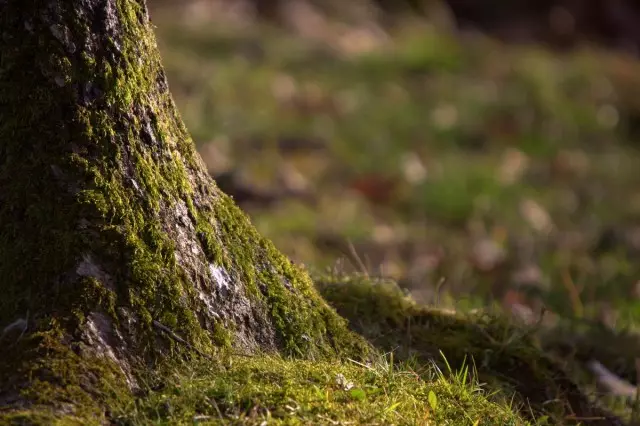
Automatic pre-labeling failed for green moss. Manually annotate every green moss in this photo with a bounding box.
[212,322,233,349]
[315,274,620,424]
[0,324,133,425]
[193,194,370,358]
[114,352,527,425]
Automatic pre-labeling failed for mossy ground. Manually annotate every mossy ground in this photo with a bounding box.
[0,327,134,425]
[2,275,610,425]
[108,276,613,425]
[317,274,621,424]
[113,352,526,425]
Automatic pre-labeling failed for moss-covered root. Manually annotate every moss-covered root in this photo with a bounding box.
[316,274,625,425]
[0,328,132,425]
[0,0,367,421]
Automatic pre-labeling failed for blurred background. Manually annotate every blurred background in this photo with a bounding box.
[148,0,640,333]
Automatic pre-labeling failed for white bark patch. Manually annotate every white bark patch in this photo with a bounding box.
[169,200,230,323]
[76,253,114,291]
[48,23,75,54]
[196,291,222,322]
[209,263,231,290]
[85,312,137,390]
[172,200,205,269]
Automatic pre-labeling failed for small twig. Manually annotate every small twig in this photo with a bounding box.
[152,320,255,361]
[0,311,29,345]
[561,270,583,318]
[346,239,369,278]
[152,320,213,361]
[207,396,224,419]
[434,277,446,306]
[317,414,353,425]
[564,416,605,422]
[587,359,637,399]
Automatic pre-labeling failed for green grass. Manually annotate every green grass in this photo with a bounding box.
[111,273,619,425]
[113,352,527,425]
[165,16,639,315]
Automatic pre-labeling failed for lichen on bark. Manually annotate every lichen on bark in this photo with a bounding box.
[0,0,368,421]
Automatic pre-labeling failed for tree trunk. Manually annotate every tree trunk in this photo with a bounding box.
[0,0,367,421]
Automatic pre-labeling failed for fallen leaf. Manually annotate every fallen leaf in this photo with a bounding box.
[520,199,553,234]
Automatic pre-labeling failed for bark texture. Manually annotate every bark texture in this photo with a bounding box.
[0,0,367,421]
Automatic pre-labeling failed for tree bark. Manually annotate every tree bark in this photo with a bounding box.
[0,0,367,421]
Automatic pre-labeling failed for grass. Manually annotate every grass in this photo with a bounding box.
[111,273,619,425]
[113,352,527,425]
[150,10,640,315]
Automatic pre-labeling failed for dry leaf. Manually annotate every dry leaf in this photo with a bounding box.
[520,199,553,234]
[470,238,506,271]
[401,152,428,184]
[498,148,529,185]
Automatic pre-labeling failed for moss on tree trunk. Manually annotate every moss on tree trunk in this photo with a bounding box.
[0,0,368,422]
